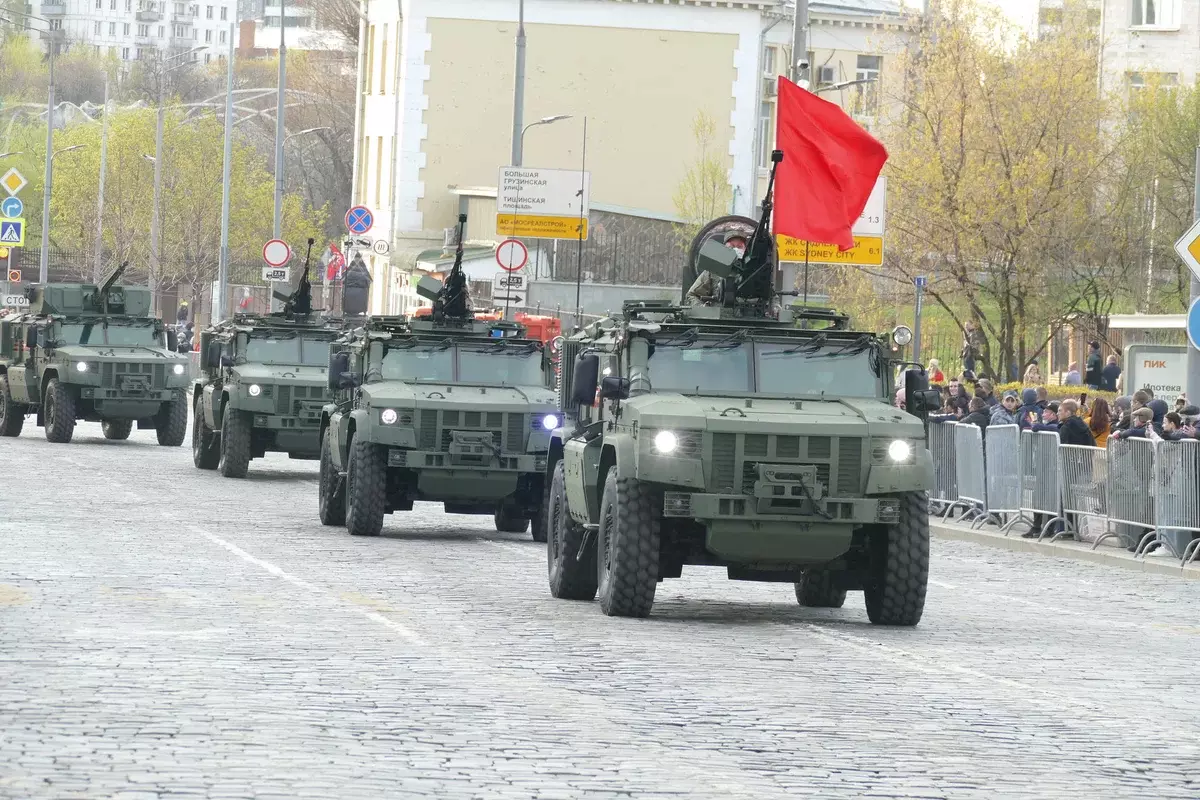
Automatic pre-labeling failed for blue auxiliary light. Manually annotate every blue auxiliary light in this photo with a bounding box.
[489,328,505,338]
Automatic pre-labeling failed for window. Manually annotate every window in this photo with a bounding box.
[138,23,148,35]
[94,20,101,34]
[1133,0,1180,28]
[123,22,130,34]
[95,0,101,7]
[204,28,211,42]
[1128,71,1178,94]
[206,4,212,18]
[375,135,383,208]
[379,23,388,93]
[853,54,882,117]
[122,46,130,59]
[1039,6,1063,26]
[763,45,776,77]
[757,101,772,168]
[220,6,226,20]
[108,21,116,34]
[174,24,185,36]
[203,53,211,63]
[817,65,836,89]
[158,25,165,36]
[366,24,375,94]
[110,0,116,8]
[126,0,132,9]
[219,28,226,43]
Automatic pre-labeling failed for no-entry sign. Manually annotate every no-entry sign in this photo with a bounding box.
[263,239,292,268]
[496,238,528,272]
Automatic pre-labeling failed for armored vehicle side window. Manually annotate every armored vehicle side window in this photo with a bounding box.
[381,347,454,382]
[650,345,751,393]
[459,349,542,386]
[299,337,332,366]
[757,345,880,397]
[57,322,161,347]
[245,336,302,365]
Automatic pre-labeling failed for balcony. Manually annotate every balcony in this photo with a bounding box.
[136,9,161,21]
[42,2,66,14]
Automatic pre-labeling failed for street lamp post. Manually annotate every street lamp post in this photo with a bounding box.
[511,0,526,167]
[39,32,56,283]
[272,0,288,311]
[519,115,572,159]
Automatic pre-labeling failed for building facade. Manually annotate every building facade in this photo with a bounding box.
[1099,0,1200,94]
[35,0,237,63]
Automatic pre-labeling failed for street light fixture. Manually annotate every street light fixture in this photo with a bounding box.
[519,115,572,165]
[52,145,85,159]
[284,126,331,144]
[0,152,24,159]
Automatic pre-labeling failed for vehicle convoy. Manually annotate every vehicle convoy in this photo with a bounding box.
[0,263,191,444]
[318,214,559,540]
[192,256,346,477]
[545,151,940,623]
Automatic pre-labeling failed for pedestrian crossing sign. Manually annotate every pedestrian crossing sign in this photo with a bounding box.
[0,218,23,247]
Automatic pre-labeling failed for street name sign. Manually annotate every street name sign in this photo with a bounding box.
[1173,217,1200,284]
[496,167,590,241]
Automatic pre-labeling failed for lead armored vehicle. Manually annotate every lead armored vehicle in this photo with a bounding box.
[318,214,558,539]
[0,264,190,444]
[193,260,346,477]
[545,152,940,624]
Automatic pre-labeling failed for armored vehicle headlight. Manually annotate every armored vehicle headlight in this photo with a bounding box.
[541,413,559,431]
[173,364,185,375]
[75,361,89,373]
[653,430,678,454]
[892,325,913,346]
[888,439,913,462]
[381,408,399,425]
[248,384,262,397]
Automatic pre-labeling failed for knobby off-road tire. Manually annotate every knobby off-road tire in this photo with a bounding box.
[345,436,386,537]
[547,461,597,601]
[494,504,530,535]
[101,419,133,441]
[43,378,76,444]
[863,492,930,626]
[596,470,661,618]
[156,390,188,447]
[0,375,25,437]
[795,570,847,608]
[192,396,219,469]
[318,429,347,526]
[218,406,252,478]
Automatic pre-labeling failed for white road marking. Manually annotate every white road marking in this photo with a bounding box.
[188,524,426,645]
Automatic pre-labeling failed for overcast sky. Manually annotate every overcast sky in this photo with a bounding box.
[899,0,1039,32]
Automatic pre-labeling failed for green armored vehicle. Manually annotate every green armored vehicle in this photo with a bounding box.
[192,265,345,477]
[318,214,558,540]
[544,152,940,624]
[0,264,190,444]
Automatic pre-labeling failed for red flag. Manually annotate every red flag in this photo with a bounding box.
[326,242,345,282]
[773,76,888,251]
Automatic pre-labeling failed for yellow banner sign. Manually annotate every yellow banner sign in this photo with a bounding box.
[776,235,883,266]
[496,214,588,241]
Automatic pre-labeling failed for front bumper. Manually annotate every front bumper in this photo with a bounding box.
[80,386,179,403]
[664,492,898,526]
[385,447,547,475]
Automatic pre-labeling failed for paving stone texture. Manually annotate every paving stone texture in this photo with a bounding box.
[2,423,1198,799]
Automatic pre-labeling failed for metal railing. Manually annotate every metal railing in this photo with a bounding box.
[928,420,1200,566]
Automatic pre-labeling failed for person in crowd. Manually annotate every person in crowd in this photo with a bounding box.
[1174,394,1188,413]
[1054,399,1097,447]
[1035,386,1050,410]
[1112,395,1133,432]
[927,358,945,384]
[1084,341,1103,388]
[1023,360,1042,385]
[947,378,970,415]
[176,301,189,325]
[1112,407,1154,440]
[961,322,979,374]
[1147,398,1169,435]
[1161,412,1193,441]
[1086,397,1112,448]
[960,369,977,387]
[1017,388,1041,429]
[894,387,906,410]
[1031,402,1060,433]
[991,390,1021,426]
[975,378,998,407]
[1180,404,1200,430]
[1101,354,1121,392]
[962,397,991,430]
[1064,362,1082,386]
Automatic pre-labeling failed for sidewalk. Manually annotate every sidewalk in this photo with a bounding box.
[931,518,1200,580]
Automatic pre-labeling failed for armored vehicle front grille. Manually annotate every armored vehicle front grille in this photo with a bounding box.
[837,437,864,495]
[809,436,831,459]
[100,362,165,390]
[415,410,527,454]
[711,433,738,492]
[419,411,438,449]
[708,433,864,498]
[506,413,526,452]
[275,385,326,424]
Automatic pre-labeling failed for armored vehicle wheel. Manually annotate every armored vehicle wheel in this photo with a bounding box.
[318,429,346,526]
[596,469,661,618]
[155,390,188,447]
[101,419,133,441]
[192,396,219,469]
[548,460,598,601]
[0,375,25,437]
[795,570,847,608]
[218,406,252,478]
[494,504,530,534]
[863,492,930,627]
[345,436,386,537]
[43,378,76,444]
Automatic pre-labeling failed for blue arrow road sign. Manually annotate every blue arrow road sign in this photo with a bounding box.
[345,205,374,235]
[1,196,22,218]
[914,276,928,289]
[1187,297,1200,352]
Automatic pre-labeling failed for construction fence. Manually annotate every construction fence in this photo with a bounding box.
[928,421,1200,566]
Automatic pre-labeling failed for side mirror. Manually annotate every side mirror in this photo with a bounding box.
[599,375,630,400]
[205,341,222,370]
[904,368,941,416]
[570,353,600,406]
[328,351,350,392]
[166,328,179,352]
[220,355,234,368]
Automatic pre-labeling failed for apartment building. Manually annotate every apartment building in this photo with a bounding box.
[35,0,237,63]
[1098,0,1200,94]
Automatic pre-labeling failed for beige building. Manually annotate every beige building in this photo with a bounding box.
[354,0,912,314]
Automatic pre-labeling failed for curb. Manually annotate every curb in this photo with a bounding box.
[930,521,1200,581]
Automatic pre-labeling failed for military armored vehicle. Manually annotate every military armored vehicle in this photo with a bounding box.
[545,151,940,624]
[318,214,558,540]
[193,248,346,477]
[0,264,191,444]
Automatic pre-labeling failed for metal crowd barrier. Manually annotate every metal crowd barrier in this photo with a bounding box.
[1058,444,1111,547]
[1153,439,1200,559]
[1020,431,1066,539]
[984,424,1021,524]
[953,423,988,523]
[1106,437,1157,553]
[928,421,961,515]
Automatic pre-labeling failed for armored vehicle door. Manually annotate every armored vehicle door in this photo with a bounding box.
[7,320,40,404]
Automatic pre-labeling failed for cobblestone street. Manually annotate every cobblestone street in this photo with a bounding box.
[2,424,1199,799]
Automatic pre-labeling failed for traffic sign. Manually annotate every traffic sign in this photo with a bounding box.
[496,238,528,272]
[262,239,292,268]
[776,235,883,267]
[1,196,22,218]
[853,177,886,236]
[1187,297,1200,352]
[1,168,26,196]
[493,293,525,305]
[372,239,390,256]
[494,272,526,294]
[262,266,291,283]
[346,205,374,235]
[915,275,927,289]
[0,218,24,247]
[496,167,590,241]
[0,247,8,259]
[4,294,28,308]
[7,269,20,282]
[1173,217,1200,284]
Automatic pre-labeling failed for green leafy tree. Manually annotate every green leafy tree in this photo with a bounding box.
[672,110,733,249]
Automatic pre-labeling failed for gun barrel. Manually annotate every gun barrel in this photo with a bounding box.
[100,261,129,295]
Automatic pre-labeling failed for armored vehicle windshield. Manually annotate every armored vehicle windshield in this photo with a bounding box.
[377,337,544,386]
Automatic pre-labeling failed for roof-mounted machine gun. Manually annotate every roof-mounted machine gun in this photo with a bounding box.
[270,238,316,319]
[93,260,130,314]
[415,213,473,324]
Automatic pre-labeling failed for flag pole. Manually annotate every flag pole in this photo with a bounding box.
[803,241,810,306]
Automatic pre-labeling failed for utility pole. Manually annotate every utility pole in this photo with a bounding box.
[790,0,809,86]
[271,0,288,311]
[217,22,235,324]
[511,0,526,167]
[93,72,110,283]
[149,61,166,317]
[38,40,55,283]
[1188,146,1200,405]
